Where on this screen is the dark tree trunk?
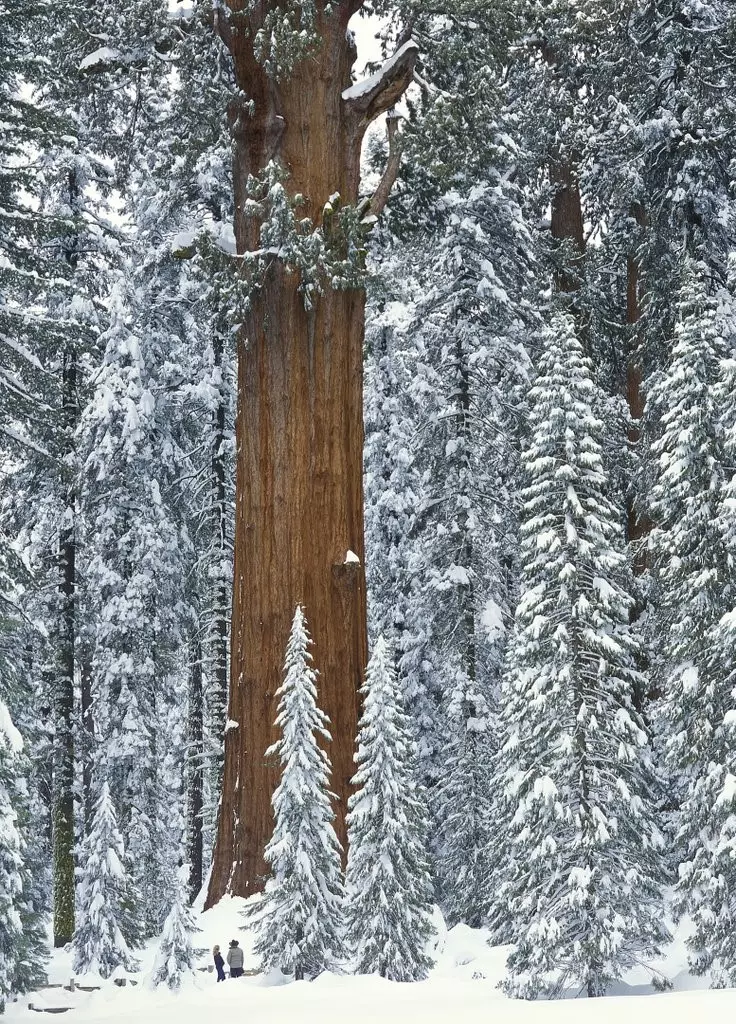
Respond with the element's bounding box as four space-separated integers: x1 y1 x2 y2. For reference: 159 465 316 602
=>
625 202 651 565
188 640 204 903
53 342 76 947
454 332 476 687
550 149 585 293
53 164 87 945
80 648 94 833
206 2 417 904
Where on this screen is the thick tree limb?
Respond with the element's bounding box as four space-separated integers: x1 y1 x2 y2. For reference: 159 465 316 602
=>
369 111 404 218
343 40 419 128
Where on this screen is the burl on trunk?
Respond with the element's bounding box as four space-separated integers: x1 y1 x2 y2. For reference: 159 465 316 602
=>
206 1 417 905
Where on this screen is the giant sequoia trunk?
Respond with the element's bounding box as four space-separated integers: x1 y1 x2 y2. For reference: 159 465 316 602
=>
206 2 417 904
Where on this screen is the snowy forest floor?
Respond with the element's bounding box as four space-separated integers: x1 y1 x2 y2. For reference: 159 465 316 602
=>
7 897 733 1023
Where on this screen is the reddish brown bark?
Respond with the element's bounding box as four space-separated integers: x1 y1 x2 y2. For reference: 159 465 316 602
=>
550 150 585 292
206 3 417 905
550 152 585 251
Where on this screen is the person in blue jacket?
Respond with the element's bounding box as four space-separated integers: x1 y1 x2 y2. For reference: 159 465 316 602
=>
213 944 226 982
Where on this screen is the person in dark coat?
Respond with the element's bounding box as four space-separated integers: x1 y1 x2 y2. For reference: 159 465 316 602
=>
227 939 244 978
213 944 226 982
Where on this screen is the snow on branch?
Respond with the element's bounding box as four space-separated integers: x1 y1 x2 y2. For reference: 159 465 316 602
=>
79 47 122 73
342 40 419 126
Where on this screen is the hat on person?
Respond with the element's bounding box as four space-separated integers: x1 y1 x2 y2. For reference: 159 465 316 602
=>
229 939 239 947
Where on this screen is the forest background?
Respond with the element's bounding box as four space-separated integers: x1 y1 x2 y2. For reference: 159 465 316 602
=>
3 0 736 1006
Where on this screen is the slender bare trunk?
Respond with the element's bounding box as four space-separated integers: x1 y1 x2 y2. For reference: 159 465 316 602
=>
626 202 651 563
80 648 93 832
53 343 76 947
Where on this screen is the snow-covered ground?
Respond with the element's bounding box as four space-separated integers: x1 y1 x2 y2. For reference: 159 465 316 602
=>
7 898 736 1024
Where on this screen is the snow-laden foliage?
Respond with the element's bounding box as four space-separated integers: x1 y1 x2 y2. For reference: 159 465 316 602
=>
245 606 345 980
499 312 668 998
4 0 736 996
364 320 418 652
231 0 328 78
345 637 435 981
648 261 736 983
78 272 191 939
73 779 136 979
150 866 200 990
0 696 39 1012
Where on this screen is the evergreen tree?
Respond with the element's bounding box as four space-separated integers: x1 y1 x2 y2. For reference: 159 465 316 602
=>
433 663 497 931
72 778 136 978
344 636 435 982
78 271 192 937
123 0 236 868
12 801 49 996
649 262 736 982
499 311 667 998
0 549 48 1001
150 865 199 990
0 703 27 1011
246 606 344 981
364 320 418 653
363 2 534 916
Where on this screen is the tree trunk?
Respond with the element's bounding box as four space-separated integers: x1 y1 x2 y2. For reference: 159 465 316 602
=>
80 648 94 833
550 149 585 293
626 202 651 564
53 343 76 947
206 3 417 904
206 323 230 803
187 639 204 903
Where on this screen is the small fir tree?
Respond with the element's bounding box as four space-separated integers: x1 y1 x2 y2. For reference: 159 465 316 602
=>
344 636 435 982
72 778 137 978
0 702 25 1012
499 311 668 998
433 663 496 930
150 865 199 990
12 783 49 995
246 606 344 980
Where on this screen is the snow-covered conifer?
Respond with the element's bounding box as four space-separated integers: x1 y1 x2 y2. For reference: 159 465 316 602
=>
433 664 497 931
0 702 26 1011
364 320 418 652
246 606 344 980
73 778 136 978
344 636 435 982
648 262 736 982
150 865 199 990
499 311 668 998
